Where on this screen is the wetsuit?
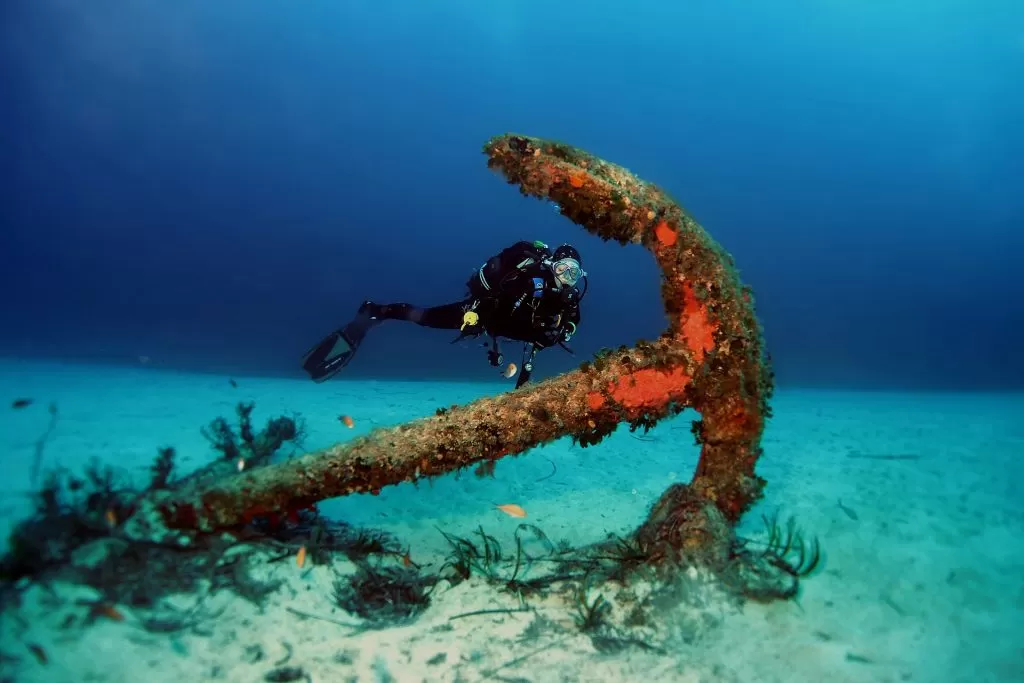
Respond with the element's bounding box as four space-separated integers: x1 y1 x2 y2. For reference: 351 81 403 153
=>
301 242 582 387
362 258 581 387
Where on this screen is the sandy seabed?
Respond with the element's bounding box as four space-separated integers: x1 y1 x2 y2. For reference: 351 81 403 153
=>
1 359 1021 683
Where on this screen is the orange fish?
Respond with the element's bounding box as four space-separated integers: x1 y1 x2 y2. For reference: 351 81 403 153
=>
105 508 117 528
296 545 307 569
495 503 527 518
340 415 355 428
94 603 125 622
503 363 518 379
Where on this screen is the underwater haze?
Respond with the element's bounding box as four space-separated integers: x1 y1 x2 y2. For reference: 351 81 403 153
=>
3 0 1023 390
3 3 1024 683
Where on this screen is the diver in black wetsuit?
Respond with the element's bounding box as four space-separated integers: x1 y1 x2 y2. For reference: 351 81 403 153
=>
301 241 587 389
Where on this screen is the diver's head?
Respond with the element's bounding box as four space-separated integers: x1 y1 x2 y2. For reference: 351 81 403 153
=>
550 244 585 287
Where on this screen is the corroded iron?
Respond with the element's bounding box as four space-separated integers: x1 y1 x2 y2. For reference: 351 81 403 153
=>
126 134 773 563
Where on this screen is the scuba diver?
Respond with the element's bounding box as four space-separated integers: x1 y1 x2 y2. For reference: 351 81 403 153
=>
301 240 587 389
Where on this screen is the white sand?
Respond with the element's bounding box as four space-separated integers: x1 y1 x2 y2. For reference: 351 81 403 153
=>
1 358 1022 682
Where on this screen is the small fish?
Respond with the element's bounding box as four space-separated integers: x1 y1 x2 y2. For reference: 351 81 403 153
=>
105 508 117 528
77 599 125 623
400 550 422 569
228 379 238 388
93 603 125 622
11 398 33 409
495 503 527 518
296 545 307 569
837 499 858 521
27 643 48 665
340 415 355 428
503 363 518 379
237 458 246 472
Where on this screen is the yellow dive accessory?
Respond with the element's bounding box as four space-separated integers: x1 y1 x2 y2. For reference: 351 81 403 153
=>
461 310 479 331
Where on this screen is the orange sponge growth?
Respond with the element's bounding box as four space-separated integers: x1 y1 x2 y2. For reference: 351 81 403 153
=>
587 366 693 414
610 366 693 409
680 281 717 363
654 220 678 247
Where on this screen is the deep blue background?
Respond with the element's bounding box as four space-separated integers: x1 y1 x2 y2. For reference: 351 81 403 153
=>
2 0 1022 389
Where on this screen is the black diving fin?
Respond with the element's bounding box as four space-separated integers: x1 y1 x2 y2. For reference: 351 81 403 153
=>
301 304 378 383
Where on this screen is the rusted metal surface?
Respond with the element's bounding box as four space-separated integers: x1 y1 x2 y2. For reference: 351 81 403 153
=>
127 134 773 560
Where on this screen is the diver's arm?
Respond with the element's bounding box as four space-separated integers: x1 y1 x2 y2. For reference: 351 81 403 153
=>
567 299 581 324
560 298 581 341
515 344 539 389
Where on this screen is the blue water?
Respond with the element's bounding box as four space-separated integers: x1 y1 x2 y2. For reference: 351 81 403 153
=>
3 0 1022 389
2 2 1024 682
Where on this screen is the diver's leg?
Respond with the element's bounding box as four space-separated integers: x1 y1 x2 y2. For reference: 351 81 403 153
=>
362 300 469 330
303 299 473 383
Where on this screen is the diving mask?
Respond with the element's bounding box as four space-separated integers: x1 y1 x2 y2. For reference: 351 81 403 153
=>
552 258 584 287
